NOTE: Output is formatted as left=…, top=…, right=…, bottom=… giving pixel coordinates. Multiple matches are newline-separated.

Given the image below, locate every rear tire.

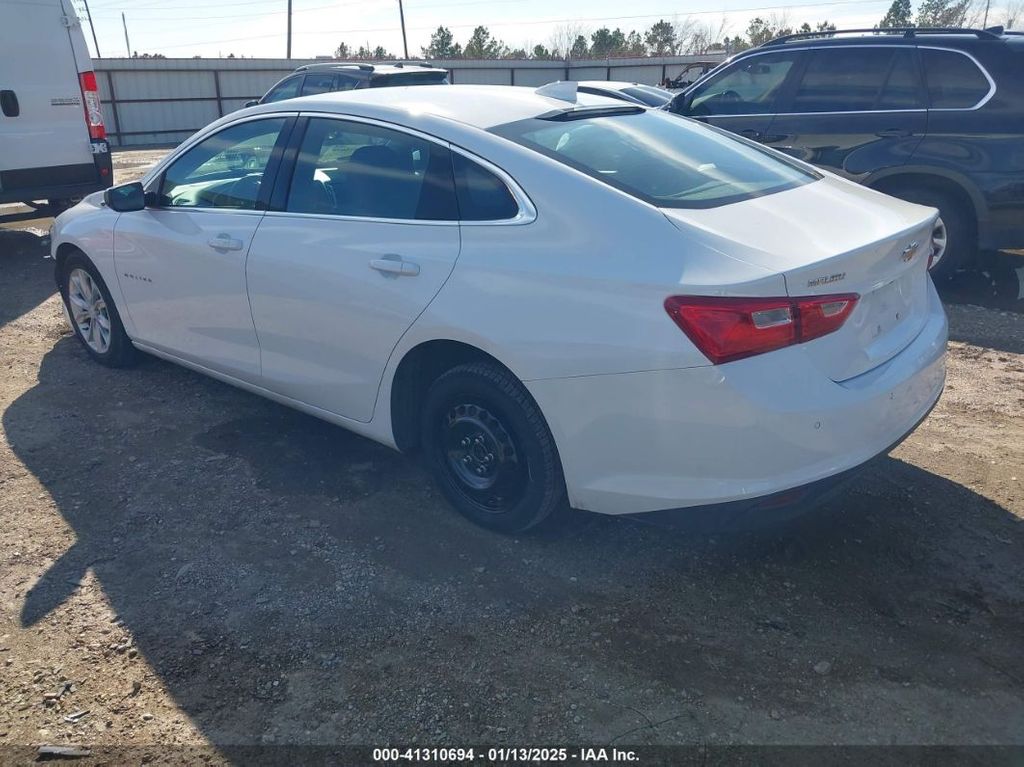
left=420, top=362, right=566, bottom=533
left=887, top=186, right=975, bottom=279
left=60, top=252, right=137, bottom=368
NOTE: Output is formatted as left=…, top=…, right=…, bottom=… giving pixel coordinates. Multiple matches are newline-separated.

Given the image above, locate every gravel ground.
left=0, top=150, right=1022, bottom=751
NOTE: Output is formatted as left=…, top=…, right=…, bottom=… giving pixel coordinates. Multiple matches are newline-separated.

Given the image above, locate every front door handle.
left=738, top=128, right=762, bottom=141
left=207, top=234, right=244, bottom=252
left=876, top=128, right=913, bottom=138
left=369, top=257, right=419, bottom=277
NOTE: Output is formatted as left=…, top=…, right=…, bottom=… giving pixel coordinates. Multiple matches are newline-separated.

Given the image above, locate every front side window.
left=263, top=76, right=302, bottom=104
left=922, top=49, right=990, bottom=109
left=286, top=118, right=457, bottom=220
left=687, top=52, right=798, bottom=116
left=492, top=109, right=818, bottom=209
left=158, top=118, right=286, bottom=209
left=301, top=73, right=335, bottom=96
left=790, top=48, right=911, bottom=113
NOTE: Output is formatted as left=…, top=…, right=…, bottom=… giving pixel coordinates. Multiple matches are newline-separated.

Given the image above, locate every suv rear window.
left=921, top=49, right=991, bottom=109
left=492, top=109, right=818, bottom=209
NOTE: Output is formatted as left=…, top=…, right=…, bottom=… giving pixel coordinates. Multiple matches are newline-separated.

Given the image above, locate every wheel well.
left=390, top=340, right=514, bottom=453
left=868, top=173, right=978, bottom=237
left=54, top=243, right=84, bottom=283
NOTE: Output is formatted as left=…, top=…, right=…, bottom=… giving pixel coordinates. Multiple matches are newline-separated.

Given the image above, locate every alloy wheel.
left=67, top=268, right=111, bottom=354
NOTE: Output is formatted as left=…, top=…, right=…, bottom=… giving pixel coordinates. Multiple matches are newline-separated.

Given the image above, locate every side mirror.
left=244, top=99, right=259, bottom=108
left=104, top=182, right=146, bottom=212
left=668, top=92, right=692, bottom=115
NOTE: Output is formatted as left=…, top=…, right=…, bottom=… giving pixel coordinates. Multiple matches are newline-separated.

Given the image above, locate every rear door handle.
left=207, top=234, right=244, bottom=252
left=738, top=128, right=762, bottom=141
left=876, top=128, right=913, bottom=138
left=369, top=257, right=419, bottom=277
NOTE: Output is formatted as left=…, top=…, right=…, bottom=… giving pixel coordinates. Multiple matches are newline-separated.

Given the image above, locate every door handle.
left=369, top=257, right=419, bottom=277
left=207, top=234, right=244, bottom=252
left=738, top=128, right=762, bottom=141
left=876, top=128, right=912, bottom=138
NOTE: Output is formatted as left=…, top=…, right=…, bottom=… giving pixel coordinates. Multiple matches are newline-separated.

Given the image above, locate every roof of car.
left=745, top=26, right=1024, bottom=52
left=248, top=84, right=625, bottom=130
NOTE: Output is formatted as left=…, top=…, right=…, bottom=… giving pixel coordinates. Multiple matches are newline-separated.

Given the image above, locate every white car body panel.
left=50, top=86, right=948, bottom=517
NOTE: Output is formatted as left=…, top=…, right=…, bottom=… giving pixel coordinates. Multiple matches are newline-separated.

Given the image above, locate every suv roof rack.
left=390, top=60, right=438, bottom=68
left=762, top=26, right=1004, bottom=46
left=295, top=62, right=375, bottom=72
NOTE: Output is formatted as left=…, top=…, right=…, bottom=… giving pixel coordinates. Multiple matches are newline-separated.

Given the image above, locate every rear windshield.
left=372, top=72, right=449, bottom=87
left=621, top=86, right=672, bottom=107
left=491, top=109, right=818, bottom=209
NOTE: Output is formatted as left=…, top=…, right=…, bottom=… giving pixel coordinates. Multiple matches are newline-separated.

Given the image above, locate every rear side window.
left=301, top=73, right=335, bottom=96
left=286, top=117, right=457, bottom=220
left=878, top=50, right=924, bottom=109
left=453, top=153, right=519, bottom=221
left=492, top=109, right=818, bottom=209
left=922, top=49, right=991, bottom=108
left=372, top=72, right=449, bottom=87
left=790, top=48, right=920, bottom=112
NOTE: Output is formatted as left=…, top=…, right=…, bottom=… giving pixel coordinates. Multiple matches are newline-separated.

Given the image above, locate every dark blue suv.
left=668, top=27, right=1024, bottom=278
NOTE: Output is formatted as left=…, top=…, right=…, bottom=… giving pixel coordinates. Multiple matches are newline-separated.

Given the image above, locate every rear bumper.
left=0, top=150, right=112, bottom=205
left=527, top=279, right=948, bottom=516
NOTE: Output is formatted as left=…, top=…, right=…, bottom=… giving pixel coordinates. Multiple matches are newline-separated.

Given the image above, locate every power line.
left=149, top=0, right=889, bottom=51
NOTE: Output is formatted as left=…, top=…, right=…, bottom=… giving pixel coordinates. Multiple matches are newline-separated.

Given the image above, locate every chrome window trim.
left=690, top=43, right=996, bottom=118
left=281, top=111, right=536, bottom=226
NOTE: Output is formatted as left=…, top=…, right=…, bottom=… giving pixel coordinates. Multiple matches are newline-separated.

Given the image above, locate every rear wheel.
left=60, top=253, right=137, bottom=367
left=887, top=186, right=975, bottom=279
left=420, top=362, right=565, bottom=533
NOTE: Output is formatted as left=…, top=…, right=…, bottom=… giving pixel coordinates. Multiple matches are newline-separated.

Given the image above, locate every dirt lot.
left=0, top=150, right=1022, bottom=752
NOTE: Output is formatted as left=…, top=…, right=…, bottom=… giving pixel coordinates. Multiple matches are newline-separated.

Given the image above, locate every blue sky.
left=75, top=0, right=1006, bottom=59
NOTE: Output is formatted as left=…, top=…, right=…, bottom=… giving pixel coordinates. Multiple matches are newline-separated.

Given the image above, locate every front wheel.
left=420, top=362, right=566, bottom=533
left=60, top=252, right=137, bottom=367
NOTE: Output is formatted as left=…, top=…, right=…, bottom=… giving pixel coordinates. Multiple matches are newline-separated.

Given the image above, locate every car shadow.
left=6, top=338, right=1023, bottom=748
left=0, top=224, right=56, bottom=329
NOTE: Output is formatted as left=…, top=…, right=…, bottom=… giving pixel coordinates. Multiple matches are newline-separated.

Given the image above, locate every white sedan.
left=50, top=84, right=947, bottom=532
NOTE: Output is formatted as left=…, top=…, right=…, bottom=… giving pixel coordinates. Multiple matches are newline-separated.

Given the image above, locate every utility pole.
left=983, top=0, right=991, bottom=27
left=397, top=0, right=409, bottom=58
left=286, top=0, right=293, bottom=58
left=80, top=0, right=101, bottom=58
left=121, top=12, right=131, bottom=58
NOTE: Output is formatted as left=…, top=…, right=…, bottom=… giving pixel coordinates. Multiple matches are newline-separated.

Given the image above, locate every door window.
left=335, top=75, right=360, bottom=91
left=300, top=73, right=335, bottom=96
left=687, top=53, right=798, bottom=116
left=286, top=118, right=457, bottom=220
left=921, top=49, right=991, bottom=108
left=789, top=48, right=915, bottom=113
left=877, top=50, right=924, bottom=109
left=263, top=76, right=302, bottom=103
left=158, top=118, right=286, bottom=209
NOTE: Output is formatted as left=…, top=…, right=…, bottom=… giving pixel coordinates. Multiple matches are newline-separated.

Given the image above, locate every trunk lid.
left=663, top=175, right=937, bottom=381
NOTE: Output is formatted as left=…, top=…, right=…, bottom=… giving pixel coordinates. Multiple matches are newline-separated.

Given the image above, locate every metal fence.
left=92, top=55, right=725, bottom=147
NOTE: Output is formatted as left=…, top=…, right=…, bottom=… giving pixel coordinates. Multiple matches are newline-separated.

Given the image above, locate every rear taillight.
left=664, top=293, right=859, bottom=364
left=79, top=71, right=106, bottom=141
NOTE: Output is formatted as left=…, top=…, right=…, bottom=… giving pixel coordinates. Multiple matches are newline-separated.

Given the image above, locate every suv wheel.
left=60, top=252, right=137, bottom=367
left=888, top=187, right=975, bottom=279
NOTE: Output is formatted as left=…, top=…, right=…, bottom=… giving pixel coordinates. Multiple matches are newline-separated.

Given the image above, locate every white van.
left=0, top=0, right=111, bottom=209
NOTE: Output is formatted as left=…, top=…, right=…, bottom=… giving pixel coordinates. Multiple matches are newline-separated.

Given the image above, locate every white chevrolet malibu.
left=50, top=84, right=947, bottom=532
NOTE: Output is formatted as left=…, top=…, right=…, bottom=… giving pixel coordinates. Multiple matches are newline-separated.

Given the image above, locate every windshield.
left=491, top=109, right=818, bottom=209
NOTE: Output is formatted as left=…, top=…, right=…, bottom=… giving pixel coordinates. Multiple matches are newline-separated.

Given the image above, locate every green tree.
left=464, top=26, right=507, bottom=58
left=879, top=0, right=914, bottom=25
left=727, top=35, right=751, bottom=52
left=422, top=25, right=461, bottom=58
left=372, top=46, right=393, bottom=60
left=644, top=19, right=677, bottom=55
left=334, top=42, right=351, bottom=58
left=590, top=27, right=627, bottom=57
left=916, top=0, right=972, bottom=26
left=623, top=30, right=646, bottom=56
left=569, top=34, right=590, bottom=58
left=532, top=43, right=552, bottom=59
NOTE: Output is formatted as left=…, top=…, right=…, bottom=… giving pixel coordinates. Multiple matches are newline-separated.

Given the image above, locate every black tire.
left=888, top=186, right=976, bottom=279
left=420, top=362, right=566, bottom=533
left=60, top=252, right=137, bottom=368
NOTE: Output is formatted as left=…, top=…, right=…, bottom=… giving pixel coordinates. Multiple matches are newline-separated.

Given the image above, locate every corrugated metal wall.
left=93, top=55, right=724, bottom=147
